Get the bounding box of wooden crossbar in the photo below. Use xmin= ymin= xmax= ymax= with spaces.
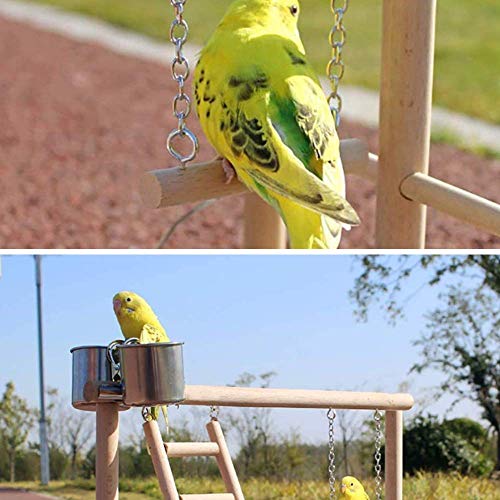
xmin=139 ymin=142 xmax=500 ymax=238
xmin=181 ymin=495 xmax=235 ymax=499
xmin=139 ymin=139 xmax=369 ymax=208
xmin=180 ymin=385 xmax=414 ymax=411
xmin=164 ymin=442 xmax=220 ymax=457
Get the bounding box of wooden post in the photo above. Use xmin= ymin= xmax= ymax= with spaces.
xmin=206 ymin=420 xmax=245 ymax=500
xmin=376 ymin=0 xmax=436 ymax=248
xmin=95 ymin=404 xmax=119 ymax=500
xmin=385 ymin=411 xmax=403 ymax=500
xmin=243 ymin=193 xmax=287 ymax=249
xmin=143 ymin=420 xmax=180 ymax=500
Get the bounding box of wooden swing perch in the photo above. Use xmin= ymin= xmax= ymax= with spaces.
xmin=139 ymin=0 xmax=500 ymax=248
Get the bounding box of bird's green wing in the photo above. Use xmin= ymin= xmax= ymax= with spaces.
xmin=220 ymin=71 xmax=359 ymax=225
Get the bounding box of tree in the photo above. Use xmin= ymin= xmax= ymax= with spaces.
xmin=350 ymin=255 xmax=500 ymax=471
xmin=228 ymin=372 xmax=277 ymax=478
xmin=351 ymin=255 xmax=500 ymax=323
xmin=0 ymin=382 xmax=34 ymax=481
xmin=44 ymin=388 xmax=94 ymax=479
xmin=403 ymin=415 xmax=493 ymax=476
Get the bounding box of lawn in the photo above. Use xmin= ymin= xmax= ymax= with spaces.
xmin=24 ymin=0 xmax=500 ymax=124
xmin=5 ymin=473 xmax=500 ymax=499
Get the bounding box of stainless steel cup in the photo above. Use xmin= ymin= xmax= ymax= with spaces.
xmin=118 ymin=342 xmax=185 ymax=406
xmin=70 ymin=345 xmax=112 ymax=411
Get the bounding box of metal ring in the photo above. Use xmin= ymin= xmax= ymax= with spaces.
xmin=173 ymin=93 xmax=191 ymax=119
xmin=327 ymin=61 xmax=345 ymax=82
xmin=106 ymin=340 xmax=124 ymax=372
xmin=170 ymin=18 xmax=188 ymax=45
xmin=172 ymin=56 xmax=190 ymax=81
xmin=142 ymin=406 xmax=152 ymax=421
xmin=166 ymin=127 xmax=199 ymax=164
xmin=124 ymin=337 xmax=140 ymax=345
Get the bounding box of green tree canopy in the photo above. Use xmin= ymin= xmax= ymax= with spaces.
xmin=0 ymin=381 xmax=35 ymax=482
xmin=351 ymin=255 xmax=500 ymax=471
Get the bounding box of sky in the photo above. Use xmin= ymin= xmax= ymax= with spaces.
xmin=0 ymin=254 xmax=482 ymax=447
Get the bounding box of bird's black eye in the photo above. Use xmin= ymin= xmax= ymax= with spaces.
xmin=126 ymin=297 xmax=132 ymax=302
xmin=290 ymin=4 xmax=298 ymax=16
xmin=351 ymin=483 xmax=354 ymax=487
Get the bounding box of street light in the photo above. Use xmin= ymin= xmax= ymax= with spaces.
xmin=35 ymin=255 xmax=50 ymax=485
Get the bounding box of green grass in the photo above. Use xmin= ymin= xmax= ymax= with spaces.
xmin=4 ymin=473 xmax=500 ymax=500
xmin=25 ymin=0 xmax=500 ymax=124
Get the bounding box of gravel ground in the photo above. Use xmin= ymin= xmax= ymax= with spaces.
xmin=1 ymin=17 xmax=498 ymax=249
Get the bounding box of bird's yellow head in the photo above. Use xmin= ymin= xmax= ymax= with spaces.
xmin=113 ymin=291 xmax=156 ymax=338
xmin=340 ymin=476 xmax=368 ymax=498
xmin=222 ymin=0 xmax=301 ymax=36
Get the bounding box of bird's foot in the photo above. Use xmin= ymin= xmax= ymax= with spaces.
xmin=221 ymin=158 xmax=236 ymax=185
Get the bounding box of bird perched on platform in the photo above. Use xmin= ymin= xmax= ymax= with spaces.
xmin=113 ymin=291 xmax=169 ymax=425
xmin=194 ymin=0 xmax=360 ymax=249
xmin=340 ymin=476 xmax=370 ymax=499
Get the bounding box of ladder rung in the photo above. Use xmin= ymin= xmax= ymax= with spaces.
xmin=180 ymin=495 xmax=235 ymax=499
xmin=164 ymin=442 xmax=220 ymax=457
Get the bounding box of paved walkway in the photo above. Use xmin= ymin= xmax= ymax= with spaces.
xmin=1 ymin=0 xmax=499 ymax=153
xmin=0 ymin=489 xmax=57 ymax=499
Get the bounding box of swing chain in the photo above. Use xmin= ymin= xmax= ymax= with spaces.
xmin=327 ymin=0 xmax=349 ymax=127
xmin=374 ymin=409 xmax=384 ymax=500
xmin=167 ymin=0 xmax=199 ymax=166
xmin=327 ymin=408 xmax=337 ymax=499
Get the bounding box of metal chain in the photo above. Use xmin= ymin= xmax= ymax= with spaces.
xmin=327 ymin=0 xmax=349 ymax=127
xmin=374 ymin=409 xmax=384 ymax=500
xmin=210 ymin=405 xmax=220 ymax=421
xmin=327 ymin=408 xmax=337 ymax=499
xmin=166 ymin=0 xmax=198 ymax=166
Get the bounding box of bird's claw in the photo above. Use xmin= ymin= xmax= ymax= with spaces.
xmin=221 ymin=158 xmax=236 ymax=185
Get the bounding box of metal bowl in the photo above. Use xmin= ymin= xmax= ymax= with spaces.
xmin=119 ymin=342 xmax=185 ymax=407
xmin=70 ymin=345 xmax=128 ymax=411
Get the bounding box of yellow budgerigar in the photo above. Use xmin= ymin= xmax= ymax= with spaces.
xmin=194 ymin=0 xmax=360 ymax=249
xmin=340 ymin=476 xmax=370 ymax=499
xmin=113 ymin=291 xmax=170 ymax=425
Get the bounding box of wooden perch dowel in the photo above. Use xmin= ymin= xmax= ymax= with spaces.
xmin=139 ymin=139 xmax=369 ymax=209
xmin=401 ymin=173 xmax=500 ymax=237
xmin=96 ymin=404 xmax=119 ymax=500
xmin=180 ymin=495 xmax=235 ymax=499
xmin=181 ymin=385 xmax=414 ymax=411
xmin=164 ymin=442 xmax=220 ymax=457
xmin=144 ymin=420 xmax=180 ymax=500
xmin=206 ymin=420 xmax=245 ymax=500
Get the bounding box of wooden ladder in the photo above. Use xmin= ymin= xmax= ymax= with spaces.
xmin=143 ymin=418 xmax=245 ymax=500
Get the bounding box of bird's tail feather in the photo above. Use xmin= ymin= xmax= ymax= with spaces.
xmin=150 ymin=405 xmax=170 ymax=434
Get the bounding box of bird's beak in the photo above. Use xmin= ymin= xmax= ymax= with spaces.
xmin=341 ymin=484 xmax=347 ymax=494
xmin=113 ymin=299 xmax=122 ymax=315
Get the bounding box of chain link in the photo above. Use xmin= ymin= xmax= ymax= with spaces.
xmin=166 ymin=0 xmax=198 ymax=166
xmin=327 ymin=0 xmax=349 ymax=127
xmin=374 ymin=409 xmax=384 ymax=500
xmin=210 ymin=406 xmax=220 ymax=421
xmin=327 ymin=408 xmax=337 ymax=499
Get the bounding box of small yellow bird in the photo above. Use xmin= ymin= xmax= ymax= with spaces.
xmin=113 ymin=291 xmax=170 ymax=424
xmin=340 ymin=476 xmax=370 ymax=499
xmin=194 ymin=0 xmax=360 ymax=249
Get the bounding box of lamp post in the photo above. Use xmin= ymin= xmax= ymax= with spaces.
xmin=35 ymin=255 xmax=50 ymax=485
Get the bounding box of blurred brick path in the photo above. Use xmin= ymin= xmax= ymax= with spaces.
xmin=0 ymin=16 xmax=498 ymax=249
